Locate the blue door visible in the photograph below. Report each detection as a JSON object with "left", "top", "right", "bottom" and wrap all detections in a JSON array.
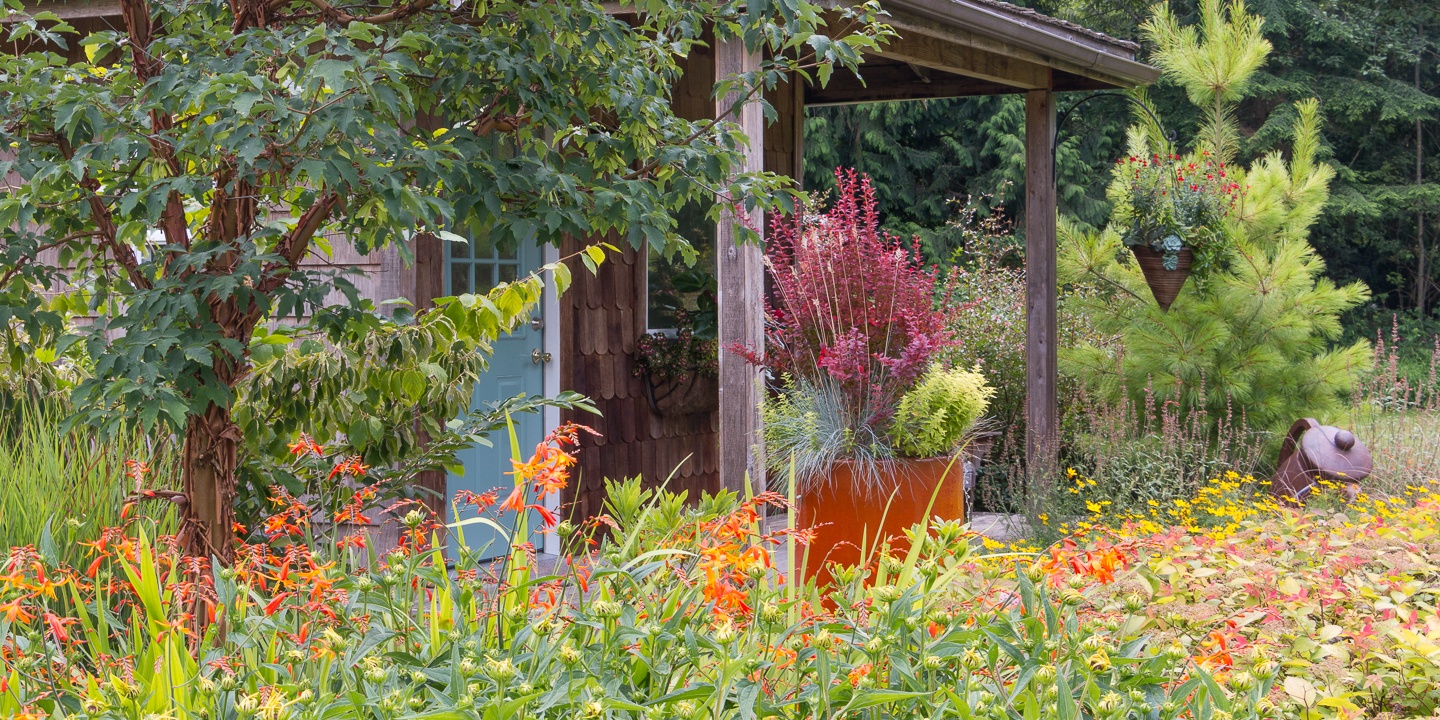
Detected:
[{"left": 445, "top": 234, "right": 547, "bottom": 559}]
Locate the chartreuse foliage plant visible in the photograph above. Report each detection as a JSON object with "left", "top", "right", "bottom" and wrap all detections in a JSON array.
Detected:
[
  {"left": 1041, "top": 471, "right": 1440, "bottom": 719},
  {"left": 889, "top": 365, "right": 994, "bottom": 458},
  {"left": 0, "top": 432, "right": 1234, "bottom": 720},
  {"left": 0, "top": 0, "right": 889, "bottom": 559},
  {"left": 1060, "top": 0, "right": 1371, "bottom": 434}
]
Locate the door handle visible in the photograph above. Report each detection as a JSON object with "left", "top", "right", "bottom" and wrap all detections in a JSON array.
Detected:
[{"left": 531, "top": 348, "right": 552, "bottom": 364}]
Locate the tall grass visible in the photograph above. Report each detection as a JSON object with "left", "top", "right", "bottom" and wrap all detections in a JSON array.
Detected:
[
  {"left": 0, "top": 395, "right": 177, "bottom": 567},
  {"left": 1350, "top": 324, "right": 1440, "bottom": 497}
]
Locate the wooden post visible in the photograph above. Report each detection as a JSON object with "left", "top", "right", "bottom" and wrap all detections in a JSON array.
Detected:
[
  {"left": 1024, "top": 87, "right": 1058, "bottom": 507},
  {"left": 715, "top": 36, "right": 766, "bottom": 493}
]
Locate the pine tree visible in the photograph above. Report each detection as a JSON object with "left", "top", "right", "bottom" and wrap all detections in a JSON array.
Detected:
[{"left": 1059, "top": 0, "right": 1371, "bottom": 434}]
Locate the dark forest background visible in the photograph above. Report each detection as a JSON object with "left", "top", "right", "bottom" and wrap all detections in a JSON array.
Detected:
[{"left": 804, "top": 0, "right": 1440, "bottom": 351}]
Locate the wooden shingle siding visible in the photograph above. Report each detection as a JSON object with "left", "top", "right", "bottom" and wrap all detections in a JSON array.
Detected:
[{"left": 559, "top": 236, "right": 720, "bottom": 522}]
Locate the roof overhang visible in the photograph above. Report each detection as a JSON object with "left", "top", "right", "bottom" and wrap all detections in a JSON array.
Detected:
[{"left": 875, "top": 0, "right": 1158, "bottom": 89}]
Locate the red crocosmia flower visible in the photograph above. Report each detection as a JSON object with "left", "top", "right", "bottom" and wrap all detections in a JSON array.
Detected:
[
  {"left": 534, "top": 504, "right": 559, "bottom": 530},
  {"left": 500, "top": 484, "right": 527, "bottom": 514},
  {"left": 263, "top": 592, "right": 294, "bottom": 616}
]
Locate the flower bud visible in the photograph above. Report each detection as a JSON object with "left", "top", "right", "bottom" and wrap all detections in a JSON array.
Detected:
[
  {"left": 1230, "top": 671, "right": 1254, "bottom": 692},
  {"left": 1252, "top": 659, "right": 1277, "bottom": 680},
  {"left": 922, "top": 655, "right": 943, "bottom": 670},
  {"left": 872, "top": 585, "right": 900, "bottom": 603},
  {"left": 559, "top": 644, "right": 582, "bottom": 665},
  {"left": 760, "top": 602, "right": 783, "bottom": 624},
  {"left": 1034, "top": 664, "right": 1057, "bottom": 683},
  {"left": 592, "top": 600, "right": 622, "bottom": 620},
  {"left": 1123, "top": 594, "right": 1146, "bottom": 613},
  {"left": 1086, "top": 650, "right": 1111, "bottom": 672},
  {"left": 1060, "top": 588, "right": 1085, "bottom": 606},
  {"left": 1025, "top": 563, "right": 1048, "bottom": 583},
  {"left": 1096, "top": 691, "right": 1123, "bottom": 713},
  {"left": 487, "top": 658, "right": 517, "bottom": 683},
  {"left": 961, "top": 649, "right": 985, "bottom": 670},
  {"left": 713, "top": 621, "right": 737, "bottom": 645}
]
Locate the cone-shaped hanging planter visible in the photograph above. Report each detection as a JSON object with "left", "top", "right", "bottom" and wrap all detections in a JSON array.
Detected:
[{"left": 1130, "top": 246, "right": 1193, "bottom": 311}]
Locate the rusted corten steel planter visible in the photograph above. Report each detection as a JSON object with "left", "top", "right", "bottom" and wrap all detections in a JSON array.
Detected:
[{"left": 796, "top": 457, "right": 966, "bottom": 590}]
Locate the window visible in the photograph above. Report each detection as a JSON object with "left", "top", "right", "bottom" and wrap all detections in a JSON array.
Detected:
[
  {"left": 446, "top": 232, "right": 520, "bottom": 296},
  {"left": 647, "top": 201, "right": 717, "bottom": 335}
]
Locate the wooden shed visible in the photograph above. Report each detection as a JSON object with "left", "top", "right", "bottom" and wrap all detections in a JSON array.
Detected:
[
  {"left": 16, "top": 0, "right": 1158, "bottom": 547},
  {"left": 547, "top": 0, "right": 1160, "bottom": 523}
]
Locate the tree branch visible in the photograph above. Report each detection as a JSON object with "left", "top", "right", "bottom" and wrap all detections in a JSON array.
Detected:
[
  {"left": 278, "top": 0, "right": 435, "bottom": 25},
  {"left": 259, "top": 192, "right": 340, "bottom": 293},
  {"left": 55, "top": 137, "right": 152, "bottom": 290}
]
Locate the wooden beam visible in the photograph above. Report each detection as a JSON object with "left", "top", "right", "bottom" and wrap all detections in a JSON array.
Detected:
[
  {"left": 806, "top": 62, "right": 1021, "bottom": 106},
  {"left": 871, "top": 30, "right": 1050, "bottom": 90},
  {"left": 715, "top": 36, "right": 766, "bottom": 494},
  {"left": 1024, "top": 88, "right": 1058, "bottom": 508}
]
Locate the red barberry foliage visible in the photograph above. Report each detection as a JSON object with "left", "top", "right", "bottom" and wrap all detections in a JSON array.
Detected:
[{"left": 759, "top": 169, "right": 954, "bottom": 424}]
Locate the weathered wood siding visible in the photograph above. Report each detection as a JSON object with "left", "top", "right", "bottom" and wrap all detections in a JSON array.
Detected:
[{"left": 558, "top": 237, "right": 720, "bottom": 522}]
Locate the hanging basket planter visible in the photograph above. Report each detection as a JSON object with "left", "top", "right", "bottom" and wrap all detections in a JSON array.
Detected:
[{"left": 1130, "top": 245, "right": 1193, "bottom": 312}]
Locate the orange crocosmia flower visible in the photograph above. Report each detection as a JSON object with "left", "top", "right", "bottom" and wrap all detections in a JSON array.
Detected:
[
  {"left": 287, "top": 434, "right": 324, "bottom": 457},
  {"left": 534, "top": 504, "right": 559, "bottom": 530},
  {"left": 847, "top": 663, "right": 874, "bottom": 688},
  {"left": 124, "top": 459, "right": 150, "bottom": 481},
  {"left": 263, "top": 592, "right": 294, "bottom": 617},
  {"left": 0, "top": 599, "right": 35, "bottom": 624},
  {"left": 499, "top": 484, "right": 527, "bottom": 514}
]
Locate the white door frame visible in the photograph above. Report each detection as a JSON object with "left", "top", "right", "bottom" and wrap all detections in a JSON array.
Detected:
[{"left": 541, "top": 243, "right": 561, "bottom": 556}]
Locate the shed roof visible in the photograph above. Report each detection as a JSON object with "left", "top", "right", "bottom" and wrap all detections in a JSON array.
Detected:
[{"left": 869, "top": 0, "right": 1158, "bottom": 89}]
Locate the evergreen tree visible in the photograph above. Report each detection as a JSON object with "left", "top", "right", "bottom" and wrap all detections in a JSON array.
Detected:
[
  {"left": 1046, "top": 0, "right": 1440, "bottom": 334},
  {"left": 1060, "top": 0, "right": 1371, "bottom": 434}
]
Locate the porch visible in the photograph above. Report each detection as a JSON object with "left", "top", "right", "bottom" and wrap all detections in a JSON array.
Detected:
[{"left": 543, "top": 0, "right": 1158, "bottom": 521}]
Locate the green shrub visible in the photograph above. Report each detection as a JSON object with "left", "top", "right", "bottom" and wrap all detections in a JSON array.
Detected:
[{"left": 889, "top": 365, "right": 994, "bottom": 457}]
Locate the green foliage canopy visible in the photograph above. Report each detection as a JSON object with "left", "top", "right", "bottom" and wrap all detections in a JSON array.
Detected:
[{"left": 0, "top": 0, "right": 889, "bottom": 557}]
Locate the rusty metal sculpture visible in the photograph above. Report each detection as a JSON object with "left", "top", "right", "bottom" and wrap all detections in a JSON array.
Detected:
[{"left": 1270, "top": 418, "right": 1372, "bottom": 504}]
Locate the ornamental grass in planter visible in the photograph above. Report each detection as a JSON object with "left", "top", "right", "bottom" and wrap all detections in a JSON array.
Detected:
[{"left": 756, "top": 170, "right": 994, "bottom": 588}]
